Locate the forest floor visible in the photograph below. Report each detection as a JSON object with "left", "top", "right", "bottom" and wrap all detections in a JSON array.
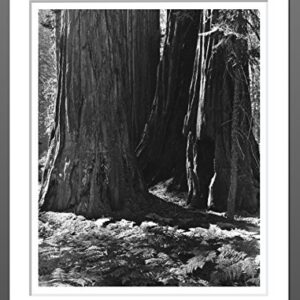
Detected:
[{"left": 39, "top": 181, "right": 260, "bottom": 287}]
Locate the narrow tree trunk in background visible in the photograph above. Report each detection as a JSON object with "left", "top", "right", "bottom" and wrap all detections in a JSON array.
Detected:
[
  {"left": 136, "top": 10, "right": 200, "bottom": 190},
  {"left": 39, "top": 10, "right": 158, "bottom": 218},
  {"left": 226, "top": 66, "right": 241, "bottom": 219}
]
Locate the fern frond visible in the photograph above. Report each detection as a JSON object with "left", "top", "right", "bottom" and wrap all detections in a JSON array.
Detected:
[{"left": 183, "top": 251, "right": 217, "bottom": 274}]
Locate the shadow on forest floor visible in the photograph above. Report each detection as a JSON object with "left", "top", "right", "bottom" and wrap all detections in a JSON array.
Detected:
[
  {"left": 147, "top": 182, "right": 259, "bottom": 232},
  {"left": 39, "top": 182, "right": 260, "bottom": 287}
]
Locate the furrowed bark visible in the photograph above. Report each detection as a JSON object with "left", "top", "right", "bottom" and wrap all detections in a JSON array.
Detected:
[
  {"left": 183, "top": 10, "right": 215, "bottom": 209},
  {"left": 136, "top": 10, "right": 200, "bottom": 190},
  {"left": 39, "top": 10, "right": 158, "bottom": 218},
  {"left": 184, "top": 10, "right": 260, "bottom": 213}
]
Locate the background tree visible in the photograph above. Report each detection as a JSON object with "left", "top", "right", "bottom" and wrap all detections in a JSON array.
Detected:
[
  {"left": 39, "top": 10, "right": 160, "bottom": 218},
  {"left": 136, "top": 9, "right": 260, "bottom": 215},
  {"left": 136, "top": 10, "right": 200, "bottom": 190},
  {"left": 38, "top": 10, "right": 57, "bottom": 157},
  {"left": 124, "top": 10, "right": 160, "bottom": 147},
  {"left": 183, "top": 10, "right": 260, "bottom": 213}
]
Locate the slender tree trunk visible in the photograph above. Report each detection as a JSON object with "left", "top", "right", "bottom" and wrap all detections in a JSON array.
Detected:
[
  {"left": 136, "top": 10, "right": 200, "bottom": 190},
  {"left": 227, "top": 12, "right": 244, "bottom": 219},
  {"left": 39, "top": 10, "right": 158, "bottom": 218},
  {"left": 227, "top": 65, "right": 241, "bottom": 219}
]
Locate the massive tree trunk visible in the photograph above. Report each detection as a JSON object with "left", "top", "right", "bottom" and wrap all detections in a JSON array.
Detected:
[
  {"left": 183, "top": 10, "right": 260, "bottom": 213},
  {"left": 136, "top": 10, "right": 200, "bottom": 190},
  {"left": 39, "top": 10, "right": 159, "bottom": 218}
]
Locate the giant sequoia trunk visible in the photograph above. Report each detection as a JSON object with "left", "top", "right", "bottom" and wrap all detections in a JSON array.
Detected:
[
  {"left": 183, "top": 10, "right": 260, "bottom": 213},
  {"left": 136, "top": 10, "right": 200, "bottom": 189},
  {"left": 39, "top": 10, "right": 159, "bottom": 218}
]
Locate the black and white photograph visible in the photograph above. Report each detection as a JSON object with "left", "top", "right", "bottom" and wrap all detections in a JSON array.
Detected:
[{"left": 37, "top": 7, "right": 262, "bottom": 288}]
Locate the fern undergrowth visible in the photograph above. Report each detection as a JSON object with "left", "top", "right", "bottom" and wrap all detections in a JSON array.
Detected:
[{"left": 39, "top": 206, "right": 260, "bottom": 287}]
